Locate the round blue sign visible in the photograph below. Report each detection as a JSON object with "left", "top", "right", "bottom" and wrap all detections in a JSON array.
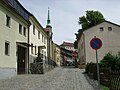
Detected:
[{"left": 90, "top": 38, "right": 102, "bottom": 50}]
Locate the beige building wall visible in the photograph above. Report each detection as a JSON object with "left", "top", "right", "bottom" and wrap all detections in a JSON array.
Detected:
[
  {"left": 52, "top": 43, "right": 56, "bottom": 62},
  {"left": 82, "top": 21, "right": 120, "bottom": 63},
  {"left": 0, "top": 1, "right": 29, "bottom": 78},
  {"left": 55, "top": 45, "right": 61, "bottom": 66},
  {"left": 78, "top": 34, "right": 86, "bottom": 65},
  {"left": 50, "top": 40, "right": 53, "bottom": 60},
  {"left": 53, "top": 43, "right": 61, "bottom": 66}
]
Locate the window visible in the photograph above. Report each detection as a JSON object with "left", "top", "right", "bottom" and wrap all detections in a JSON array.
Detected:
[
  {"left": 57, "top": 58, "right": 59, "bottom": 62},
  {"left": 6, "top": 15, "right": 11, "bottom": 27},
  {"left": 38, "top": 31, "right": 40, "bottom": 39},
  {"left": 33, "top": 25, "right": 35, "bottom": 35},
  {"left": 42, "top": 35, "right": 44, "bottom": 42},
  {"left": 5, "top": 41, "right": 10, "bottom": 55},
  {"left": 108, "top": 27, "right": 112, "bottom": 31},
  {"left": 35, "top": 46, "right": 37, "bottom": 55},
  {"left": 19, "top": 24, "right": 22, "bottom": 34},
  {"left": 100, "top": 27, "right": 104, "bottom": 31},
  {"left": 31, "top": 43, "right": 33, "bottom": 54},
  {"left": 44, "top": 37, "right": 46, "bottom": 44},
  {"left": 23, "top": 27, "right": 26, "bottom": 36},
  {"left": 42, "top": 50, "right": 44, "bottom": 58},
  {"left": 45, "top": 51, "right": 46, "bottom": 59}
]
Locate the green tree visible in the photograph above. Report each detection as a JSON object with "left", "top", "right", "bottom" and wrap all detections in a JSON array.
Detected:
[{"left": 79, "top": 10, "right": 105, "bottom": 30}]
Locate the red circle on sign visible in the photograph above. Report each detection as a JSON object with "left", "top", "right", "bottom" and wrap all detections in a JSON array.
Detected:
[{"left": 90, "top": 38, "right": 102, "bottom": 50}]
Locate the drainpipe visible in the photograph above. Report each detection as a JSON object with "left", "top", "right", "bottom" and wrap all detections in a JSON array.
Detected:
[{"left": 27, "top": 23, "right": 30, "bottom": 74}]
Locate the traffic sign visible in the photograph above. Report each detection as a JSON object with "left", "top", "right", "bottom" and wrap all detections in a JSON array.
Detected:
[
  {"left": 90, "top": 37, "right": 102, "bottom": 90},
  {"left": 90, "top": 37, "right": 102, "bottom": 50}
]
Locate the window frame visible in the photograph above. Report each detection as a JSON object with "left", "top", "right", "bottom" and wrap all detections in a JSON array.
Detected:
[
  {"left": 5, "top": 41, "right": 10, "bottom": 56},
  {"left": 108, "top": 27, "right": 112, "bottom": 31},
  {"left": 38, "top": 31, "right": 40, "bottom": 39},
  {"left": 35, "top": 45, "right": 37, "bottom": 55},
  {"left": 100, "top": 27, "right": 104, "bottom": 31},
  {"left": 33, "top": 25, "right": 35, "bottom": 35},
  {"left": 6, "top": 15, "right": 11, "bottom": 27},
  {"left": 31, "top": 43, "right": 33, "bottom": 54},
  {"left": 19, "top": 24, "right": 22, "bottom": 34},
  {"left": 23, "top": 27, "right": 26, "bottom": 36},
  {"left": 44, "top": 37, "right": 46, "bottom": 44},
  {"left": 42, "top": 35, "right": 44, "bottom": 42}
]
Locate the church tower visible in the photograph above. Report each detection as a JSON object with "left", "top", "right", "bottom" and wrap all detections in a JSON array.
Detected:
[
  {"left": 45, "top": 7, "right": 53, "bottom": 60},
  {"left": 46, "top": 7, "right": 52, "bottom": 38},
  {"left": 46, "top": 7, "right": 51, "bottom": 27}
]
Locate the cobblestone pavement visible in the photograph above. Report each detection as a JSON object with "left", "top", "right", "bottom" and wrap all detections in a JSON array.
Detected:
[{"left": 0, "top": 67, "right": 96, "bottom": 90}]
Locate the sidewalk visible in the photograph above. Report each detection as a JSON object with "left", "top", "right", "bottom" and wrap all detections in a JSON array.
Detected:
[{"left": 84, "top": 72, "right": 99, "bottom": 90}]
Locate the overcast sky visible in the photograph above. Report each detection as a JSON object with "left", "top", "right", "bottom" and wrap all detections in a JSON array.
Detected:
[{"left": 19, "top": 0, "right": 120, "bottom": 45}]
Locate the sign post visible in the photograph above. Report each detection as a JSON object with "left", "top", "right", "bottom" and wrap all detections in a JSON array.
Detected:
[{"left": 90, "top": 36, "right": 102, "bottom": 90}]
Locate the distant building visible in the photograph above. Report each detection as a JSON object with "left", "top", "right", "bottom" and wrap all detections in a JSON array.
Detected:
[
  {"left": 53, "top": 43, "right": 61, "bottom": 66},
  {"left": 60, "top": 41, "right": 75, "bottom": 51},
  {"left": 60, "top": 41, "right": 77, "bottom": 66},
  {"left": 76, "top": 20, "right": 120, "bottom": 68}
]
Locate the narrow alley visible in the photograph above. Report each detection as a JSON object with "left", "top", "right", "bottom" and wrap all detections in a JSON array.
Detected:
[{"left": 0, "top": 67, "right": 96, "bottom": 90}]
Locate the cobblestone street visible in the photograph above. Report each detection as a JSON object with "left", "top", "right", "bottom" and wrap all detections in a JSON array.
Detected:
[{"left": 0, "top": 67, "right": 96, "bottom": 90}]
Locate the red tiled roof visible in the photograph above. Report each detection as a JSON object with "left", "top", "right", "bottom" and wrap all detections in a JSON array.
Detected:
[{"left": 62, "top": 42, "right": 74, "bottom": 46}]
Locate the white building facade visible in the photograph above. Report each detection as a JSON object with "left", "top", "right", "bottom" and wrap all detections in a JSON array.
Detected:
[{"left": 29, "top": 16, "right": 48, "bottom": 64}]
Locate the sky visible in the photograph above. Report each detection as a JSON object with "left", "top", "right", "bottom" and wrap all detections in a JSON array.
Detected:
[{"left": 19, "top": 0, "right": 120, "bottom": 45}]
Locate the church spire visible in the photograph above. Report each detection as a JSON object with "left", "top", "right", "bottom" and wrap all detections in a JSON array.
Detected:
[{"left": 47, "top": 7, "right": 51, "bottom": 26}]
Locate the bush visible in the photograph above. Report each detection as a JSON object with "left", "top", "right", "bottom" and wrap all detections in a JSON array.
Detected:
[
  {"left": 85, "top": 62, "right": 96, "bottom": 74},
  {"left": 34, "top": 56, "right": 42, "bottom": 63},
  {"left": 100, "top": 52, "right": 120, "bottom": 70}
]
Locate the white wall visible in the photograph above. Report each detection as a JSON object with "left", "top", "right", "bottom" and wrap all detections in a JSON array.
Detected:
[{"left": 29, "top": 17, "right": 47, "bottom": 63}]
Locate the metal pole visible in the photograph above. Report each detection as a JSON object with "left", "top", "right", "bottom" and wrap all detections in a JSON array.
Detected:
[{"left": 96, "top": 49, "right": 101, "bottom": 90}]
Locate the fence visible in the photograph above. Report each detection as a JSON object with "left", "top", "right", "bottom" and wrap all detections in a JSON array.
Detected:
[
  {"left": 99, "top": 68, "right": 110, "bottom": 86},
  {"left": 30, "top": 53, "right": 57, "bottom": 74},
  {"left": 30, "top": 62, "right": 44, "bottom": 74},
  {"left": 110, "top": 70, "right": 120, "bottom": 90},
  {"left": 98, "top": 69, "right": 120, "bottom": 90},
  {"left": 86, "top": 63, "right": 120, "bottom": 89}
]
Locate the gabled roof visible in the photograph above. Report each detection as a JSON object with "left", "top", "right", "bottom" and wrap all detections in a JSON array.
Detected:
[
  {"left": 83, "top": 20, "right": 120, "bottom": 31},
  {"left": 75, "top": 20, "right": 120, "bottom": 46},
  {"left": 30, "top": 15, "right": 48, "bottom": 36}
]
